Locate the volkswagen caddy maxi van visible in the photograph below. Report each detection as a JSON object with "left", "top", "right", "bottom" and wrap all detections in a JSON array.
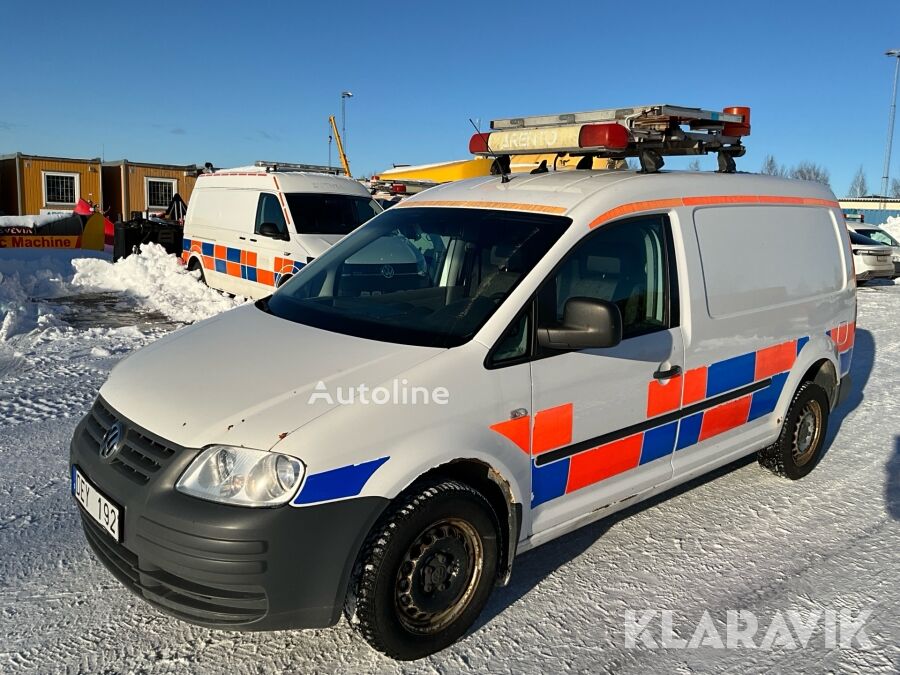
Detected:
[
  {"left": 71, "top": 166, "right": 856, "bottom": 659},
  {"left": 181, "top": 167, "right": 382, "bottom": 298}
]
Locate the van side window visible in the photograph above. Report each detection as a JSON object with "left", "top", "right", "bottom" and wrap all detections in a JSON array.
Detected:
[
  {"left": 255, "top": 193, "right": 288, "bottom": 236},
  {"left": 491, "top": 308, "right": 531, "bottom": 365},
  {"left": 540, "top": 216, "right": 674, "bottom": 340}
]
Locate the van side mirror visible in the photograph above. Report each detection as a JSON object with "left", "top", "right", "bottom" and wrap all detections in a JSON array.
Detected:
[
  {"left": 538, "top": 297, "right": 623, "bottom": 350},
  {"left": 259, "top": 222, "right": 288, "bottom": 240}
]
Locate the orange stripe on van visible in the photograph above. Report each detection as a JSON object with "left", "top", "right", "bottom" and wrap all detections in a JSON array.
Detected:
[
  {"left": 489, "top": 416, "right": 531, "bottom": 454},
  {"left": 698, "top": 395, "right": 752, "bottom": 442},
  {"left": 646, "top": 373, "right": 682, "bottom": 417},
  {"left": 532, "top": 403, "right": 573, "bottom": 454},
  {"left": 681, "top": 367, "right": 707, "bottom": 406},
  {"left": 754, "top": 340, "right": 797, "bottom": 380},
  {"left": 589, "top": 195, "right": 841, "bottom": 228},
  {"left": 566, "top": 434, "right": 643, "bottom": 492},
  {"left": 396, "top": 199, "right": 568, "bottom": 215}
]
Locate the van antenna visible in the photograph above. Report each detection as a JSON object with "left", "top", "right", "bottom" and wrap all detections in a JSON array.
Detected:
[{"left": 469, "top": 118, "right": 510, "bottom": 183}]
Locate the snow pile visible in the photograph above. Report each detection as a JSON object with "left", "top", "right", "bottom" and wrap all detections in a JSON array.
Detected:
[
  {"left": 71, "top": 243, "right": 247, "bottom": 323},
  {"left": 880, "top": 215, "right": 900, "bottom": 240},
  {"left": 0, "top": 213, "right": 70, "bottom": 229},
  {"left": 0, "top": 250, "right": 105, "bottom": 341}
]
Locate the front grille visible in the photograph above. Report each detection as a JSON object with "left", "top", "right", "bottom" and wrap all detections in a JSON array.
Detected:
[
  {"left": 81, "top": 514, "right": 268, "bottom": 625},
  {"left": 83, "top": 398, "right": 178, "bottom": 485}
]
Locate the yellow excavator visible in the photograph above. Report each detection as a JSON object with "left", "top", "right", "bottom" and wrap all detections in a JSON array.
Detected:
[{"left": 328, "top": 115, "right": 351, "bottom": 178}]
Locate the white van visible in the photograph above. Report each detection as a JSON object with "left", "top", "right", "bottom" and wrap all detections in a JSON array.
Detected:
[
  {"left": 182, "top": 167, "right": 382, "bottom": 297},
  {"left": 71, "top": 108, "right": 856, "bottom": 660}
]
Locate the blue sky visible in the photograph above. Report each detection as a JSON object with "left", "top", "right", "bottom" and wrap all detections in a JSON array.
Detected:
[{"left": 1, "top": 0, "right": 898, "bottom": 195}]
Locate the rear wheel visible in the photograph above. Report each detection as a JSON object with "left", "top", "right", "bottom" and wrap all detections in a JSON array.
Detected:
[
  {"left": 758, "top": 381, "right": 830, "bottom": 480},
  {"left": 347, "top": 480, "right": 499, "bottom": 660}
]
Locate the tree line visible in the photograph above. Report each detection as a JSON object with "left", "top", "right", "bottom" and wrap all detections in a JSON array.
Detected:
[{"left": 760, "top": 155, "right": 900, "bottom": 198}]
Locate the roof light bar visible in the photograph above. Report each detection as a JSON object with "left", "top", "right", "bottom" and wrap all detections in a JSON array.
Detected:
[{"left": 468, "top": 104, "right": 751, "bottom": 172}]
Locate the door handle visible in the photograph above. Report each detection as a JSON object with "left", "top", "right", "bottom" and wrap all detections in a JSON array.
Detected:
[
  {"left": 249, "top": 238, "right": 257, "bottom": 243},
  {"left": 653, "top": 365, "right": 682, "bottom": 380}
]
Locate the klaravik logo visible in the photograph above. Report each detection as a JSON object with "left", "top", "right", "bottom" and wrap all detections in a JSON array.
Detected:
[{"left": 622, "top": 608, "right": 873, "bottom": 650}]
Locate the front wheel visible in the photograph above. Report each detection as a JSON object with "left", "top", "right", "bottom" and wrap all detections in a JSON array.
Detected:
[
  {"left": 758, "top": 381, "right": 830, "bottom": 480},
  {"left": 347, "top": 480, "right": 499, "bottom": 660},
  {"left": 187, "top": 257, "right": 206, "bottom": 286}
]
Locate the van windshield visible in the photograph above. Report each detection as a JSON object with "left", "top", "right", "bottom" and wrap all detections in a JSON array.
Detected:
[
  {"left": 264, "top": 207, "right": 570, "bottom": 347},
  {"left": 285, "top": 193, "right": 381, "bottom": 236}
]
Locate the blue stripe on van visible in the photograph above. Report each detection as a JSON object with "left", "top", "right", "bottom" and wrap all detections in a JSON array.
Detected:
[
  {"left": 840, "top": 349, "right": 853, "bottom": 376},
  {"left": 640, "top": 421, "right": 678, "bottom": 465},
  {"left": 706, "top": 352, "right": 756, "bottom": 397},
  {"left": 201, "top": 242, "right": 214, "bottom": 256},
  {"left": 532, "top": 458, "right": 570, "bottom": 507},
  {"left": 747, "top": 372, "right": 789, "bottom": 422},
  {"left": 292, "top": 457, "right": 389, "bottom": 505},
  {"left": 796, "top": 336, "right": 809, "bottom": 355},
  {"left": 676, "top": 412, "right": 704, "bottom": 450},
  {"left": 214, "top": 259, "right": 226, "bottom": 273}
]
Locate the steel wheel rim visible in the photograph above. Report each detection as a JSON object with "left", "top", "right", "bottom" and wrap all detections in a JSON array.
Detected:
[
  {"left": 394, "top": 518, "right": 483, "bottom": 635},
  {"left": 792, "top": 399, "right": 823, "bottom": 466}
]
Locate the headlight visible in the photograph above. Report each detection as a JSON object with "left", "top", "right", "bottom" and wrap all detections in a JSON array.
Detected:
[{"left": 176, "top": 446, "right": 305, "bottom": 507}]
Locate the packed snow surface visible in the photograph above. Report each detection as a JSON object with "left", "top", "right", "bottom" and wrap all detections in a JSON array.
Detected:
[{"left": 0, "top": 244, "right": 897, "bottom": 674}]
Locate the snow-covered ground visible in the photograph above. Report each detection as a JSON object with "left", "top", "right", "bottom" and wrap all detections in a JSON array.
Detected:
[{"left": 0, "top": 246, "right": 897, "bottom": 674}]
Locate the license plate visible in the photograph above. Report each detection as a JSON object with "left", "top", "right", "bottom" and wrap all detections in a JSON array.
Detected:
[{"left": 72, "top": 466, "right": 122, "bottom": 542}]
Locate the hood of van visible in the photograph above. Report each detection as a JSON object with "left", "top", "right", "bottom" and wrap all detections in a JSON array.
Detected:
[
  {"left": 99, "top": 304, "right": 441, "bottom": 450},
  {"left": 296, "top": 234, "right": 344, "bottom": 259}
]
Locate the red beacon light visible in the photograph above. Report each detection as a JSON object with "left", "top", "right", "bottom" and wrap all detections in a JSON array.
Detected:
[
  {"left": 578, "top": 123, "right": 629, "bottom": 150},
  {"left": 722, "top": 106, "right": 751, "bottom": 136},
  {"left": 469, "top": 132, "right": 491, "bottom": 154}
]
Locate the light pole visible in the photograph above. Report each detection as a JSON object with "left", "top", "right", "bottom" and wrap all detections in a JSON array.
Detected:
[
  {"left": 341, "top": 91, "right": 353, "bottom": 149},
  {"left": 881, "top": 49, "right": 900, "bottom": 198}
]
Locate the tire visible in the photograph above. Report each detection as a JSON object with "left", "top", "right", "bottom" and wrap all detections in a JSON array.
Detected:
[
  {"left": 758, "top": 381, "right": 830, "bottom": 480},
  {"left": 347, "top": 480, "right": 500, "bottom": 660},
  {"left": 187, "top": 257, "right": 206, "bottom": 285}
]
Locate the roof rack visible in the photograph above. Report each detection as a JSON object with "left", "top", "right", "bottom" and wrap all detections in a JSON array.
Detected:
[{"left": 469, "top": 104, "right": 750, "bottom": 173}]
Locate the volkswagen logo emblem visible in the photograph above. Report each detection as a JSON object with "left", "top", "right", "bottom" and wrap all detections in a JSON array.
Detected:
[
  {"left": 380, "top": 264, "right": 395, "bottom": 279},
  {"left": 100, "top": 421, "right": 125, "bottom": 460}
]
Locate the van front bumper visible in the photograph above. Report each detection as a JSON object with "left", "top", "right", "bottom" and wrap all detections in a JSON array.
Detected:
[{"left": 69, "top": 401, "right": 388, "bottom": 630}]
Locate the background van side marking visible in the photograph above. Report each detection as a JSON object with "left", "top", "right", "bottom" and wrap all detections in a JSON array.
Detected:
[
  {"left": 183, "top": 237, "right": 305, "bottom": 287},
  {"left": 588, "top": 195, "right": 841, "bottom": 229}
]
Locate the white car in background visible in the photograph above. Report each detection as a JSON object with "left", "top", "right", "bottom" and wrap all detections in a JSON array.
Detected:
[
  {"left": 849, "top": 225, "right": 900, "bottom": 278},
  {"left": 848, "top": 230, "right": 894, "bottom": 284}
]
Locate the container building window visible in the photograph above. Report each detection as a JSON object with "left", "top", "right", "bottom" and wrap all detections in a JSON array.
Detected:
[{"left": 44, "top": 172, "right": 78, "bottom": 205}]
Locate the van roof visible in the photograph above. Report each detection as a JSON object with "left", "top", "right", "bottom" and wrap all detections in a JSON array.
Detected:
[
  {"left": 399, "top": 170, "right": 839, "bottom": 218},
  {"left": 196, "top": 168, "right": 371, "bottom": 197}
]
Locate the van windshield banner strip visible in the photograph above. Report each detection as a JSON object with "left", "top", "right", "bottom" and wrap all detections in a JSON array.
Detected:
[{"left": 534, "top": 378, "right": 772, "bottom": 467}]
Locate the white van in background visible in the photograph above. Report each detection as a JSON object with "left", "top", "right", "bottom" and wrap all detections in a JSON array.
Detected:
[{"left": 182, "top": 168, "right": 382, "bottom": 297}]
